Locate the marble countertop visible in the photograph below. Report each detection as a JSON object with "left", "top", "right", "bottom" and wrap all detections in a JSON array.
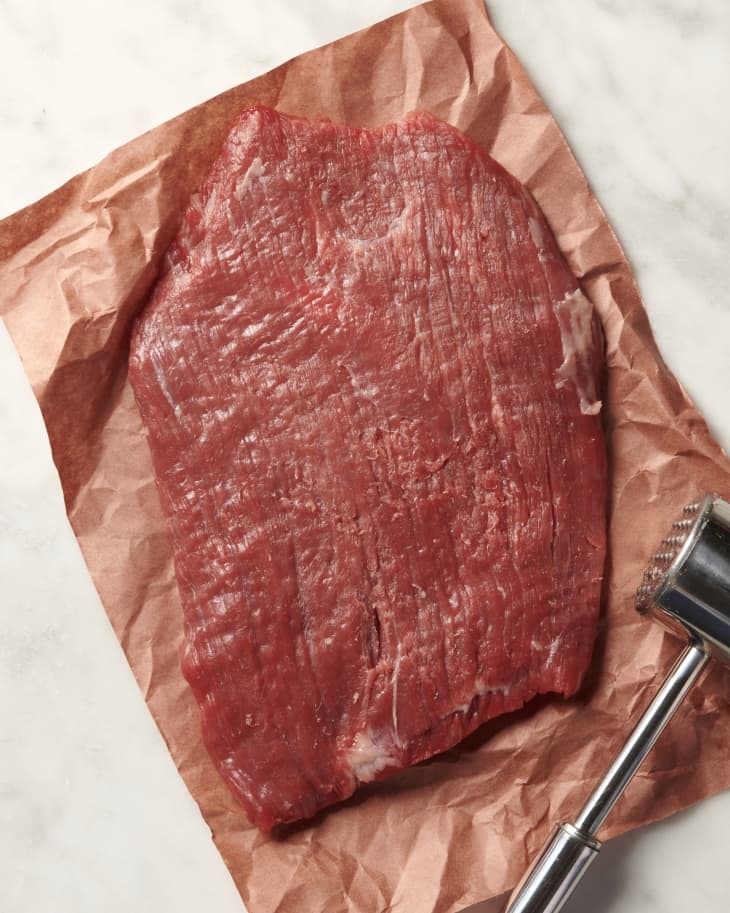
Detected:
[{"left": 1, "top": 2, "right": 728, "bottom": 912}]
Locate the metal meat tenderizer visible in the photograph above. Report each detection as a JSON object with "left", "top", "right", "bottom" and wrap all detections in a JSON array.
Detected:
[{"left": 504, "top": 493, "right": 730, "bottom": 913}]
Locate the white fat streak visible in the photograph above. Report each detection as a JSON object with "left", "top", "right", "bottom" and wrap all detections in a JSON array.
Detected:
[
  {"left": 453, "top": 681, "right": 515, "bottom": 715},
  {"left": 234, "top": 156, "right": 266, "bottom": 199},
  {"left": 554, "top": 289, "right": 602, "bottom": 415},
  {"left": 547, "top": 638, "right": 561, "bottom": 666},
  {"left": 391, "top": 652, "right": 402, "bottom": 745},
  {"left": 346, "top": 729, "right": 398, "bottom": 783},
  {"left": 474, "top": 680, "right": 514, "bottom": 698},
  {"left": 531, "top": 634, "right": 562, "bottom": 669},
  {"left": 151, "top": 353, "right": 185, "bottom": 424},
  {"left": 453, "top": 684, "right": 515, "bottom": 713},
  {"left": 528, "top": 216, "right": 545, "bottom": 251}
]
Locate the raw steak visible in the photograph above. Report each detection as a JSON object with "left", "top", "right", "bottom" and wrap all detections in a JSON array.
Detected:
[{"left": 129, "top": 106, "right": 606, "bottom": 831}]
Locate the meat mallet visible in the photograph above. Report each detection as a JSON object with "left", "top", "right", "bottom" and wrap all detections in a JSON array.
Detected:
[{"left": 503, "top": 492, "right": 730, "bottom": 913}]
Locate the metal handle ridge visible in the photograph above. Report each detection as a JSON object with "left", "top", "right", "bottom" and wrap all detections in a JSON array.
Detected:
[{"left": 504, "top": 823, "right": 601, "bottom": 913}]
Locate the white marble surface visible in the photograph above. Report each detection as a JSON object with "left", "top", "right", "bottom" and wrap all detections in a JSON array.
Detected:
[{"left": 1, "top": 2, "right": 728, "bottom": 912}]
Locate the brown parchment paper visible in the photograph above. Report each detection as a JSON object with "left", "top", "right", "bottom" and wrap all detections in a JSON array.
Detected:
[{"left": 2, "top": 1, "right": 730, "bottom": 910}]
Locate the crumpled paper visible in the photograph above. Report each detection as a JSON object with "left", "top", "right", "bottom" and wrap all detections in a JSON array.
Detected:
[{"left": 1, "top": 1, "right": 729, "bottom": 911}]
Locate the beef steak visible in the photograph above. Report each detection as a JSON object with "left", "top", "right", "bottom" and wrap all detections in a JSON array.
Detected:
[{"left": 129, "top": 106, "right": 606, "bottom": 830}]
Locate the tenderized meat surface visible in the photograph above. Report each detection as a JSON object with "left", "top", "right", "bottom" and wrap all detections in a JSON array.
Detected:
[{"left": 129, "top": 106, "right": 606, "bottom": 831}]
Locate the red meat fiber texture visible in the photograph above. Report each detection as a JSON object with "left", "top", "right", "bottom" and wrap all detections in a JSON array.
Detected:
[{"left": 129, "top": 106, "right": 607, "bottom": 831}]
